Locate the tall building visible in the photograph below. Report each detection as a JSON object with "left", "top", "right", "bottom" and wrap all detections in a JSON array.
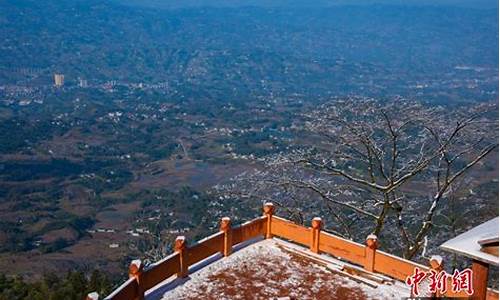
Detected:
[
  {"left": 54, "top": 74, "right": 64, "bottom": 87},
  {"left": 78, "top": 78, "right": 88, "bottom": 88}
]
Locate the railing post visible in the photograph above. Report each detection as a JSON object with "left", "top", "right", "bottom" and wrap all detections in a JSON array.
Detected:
[
  {"left": 220, "top": 217, "right": 232, "bottom": 257},
  {"left": 364, "top": 234, "right": 378, "bottom": 272},
  {"left": 472, "top": 259, "right": 489, "bottom": 300},
  {"left": 128, "top": 259, "right": 144, "bottom": 300},
  {"left": 86, "top": 292, "right": 99, "bottom": 300},
  {"left": 429, "top": 255, "right": 444, "bottom": 297},
  {"left": 263, "top": 202, "right": 274, "bottom": 239},
  {"left": 174, "top": 236, "right": 188, "bottom": 278},
  {"left": 310, "top": 217, "right": 322, "bottom": 253}
]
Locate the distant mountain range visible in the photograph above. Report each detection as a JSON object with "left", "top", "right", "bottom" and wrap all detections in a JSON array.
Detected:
[
  {"left": 115, "top": 0, "right": 499, "bottom": 9},
  {"left": 0, "top": 0, "right": 497, "bottom": 102}
]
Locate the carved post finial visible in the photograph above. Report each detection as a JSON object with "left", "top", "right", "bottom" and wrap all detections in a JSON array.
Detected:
[
  {"left": 174, "top": 236, "right": 188, "bottom": 278},
  {"left": 365, "top": 234, "right": 378, "bottom": 272},
  {"left": 429, "top": 255, "right": 443, "bottom": 271},
  {"left": 220, "top": 217, "right": 233, "bottom": 257},
  {"left": 128, "top": 259, "right": 143, "bottom": 278},
  {"left": 263, "top": 202, "right": 274, "bottom": 239},
  {"left": 311, "top": 217, "right": 323, "bottom": 230},
  {"left": 220, "top": 217, "right": 231, "bottom": 232},
  {"left": 128, "top": 259, "right": 144, "bottom": 300},
  {"left": 310, "top": 217, "right": 322, "bottom": 253},
  {"left": 366, "top": 234, "right": 378, "bottom": 249},
  {"left": 429, "top": 255, "right": 444, "bottom": 297},
  {"left": 429, "top": 255, "right": 446, "bottom": 298},
  {"left": 174, "top": 235, "right": 186, "bottom": 252},
  {"left": 263, "top": 202, "right": 275, "bottom": 215}
]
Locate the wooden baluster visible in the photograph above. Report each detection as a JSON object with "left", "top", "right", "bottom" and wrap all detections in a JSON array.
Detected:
[
  {"left": 263, "top": 202, "right": 275, "bottom": 239},
  {"left": 220, "top": 217, "right": 232, "bottom": 257},
  {"left": 472, "top": 260, "right": 489, "bottom": 300},
  {"left": 364, "top": 234, "right": 378, "bottom": 272},
  {"left": 174, "top": 236, "right": 188, "bottom": 278},
  {"left": 310, "top": 217, "right": 322, "bottom": 253},
  {"left": 128, "top": 259, "right": 144, "bottom": 300},
  {"left": 429, "top": 255, "right": 444, "bottom": 298},
  {"left": 86, "top": 292, "right": 99, "bottom": 300}
]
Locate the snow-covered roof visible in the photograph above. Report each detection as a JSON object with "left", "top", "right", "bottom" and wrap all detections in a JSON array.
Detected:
[
  {"left": 146, "top": 238, "right": 409, "bottom": 300},
  {"left": 440, "top": 217, "right": 499, "bottom": 266}
]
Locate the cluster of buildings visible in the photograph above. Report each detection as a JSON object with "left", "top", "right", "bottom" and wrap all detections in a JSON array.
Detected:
[{"left": 53, "top": 73, "right": 88, "bottom": 88}]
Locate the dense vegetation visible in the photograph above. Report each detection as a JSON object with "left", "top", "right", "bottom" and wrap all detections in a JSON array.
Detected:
[{"left": 0, "top": 271, "right": 113, "bottom": 300}]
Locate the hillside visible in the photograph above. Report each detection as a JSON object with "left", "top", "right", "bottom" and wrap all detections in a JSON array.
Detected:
[
  {"left": 1, "top": 1, "right": 498, "bottom": 103},
  {"left": 0, "top": 0, "right": 497, "bottom": 291}
]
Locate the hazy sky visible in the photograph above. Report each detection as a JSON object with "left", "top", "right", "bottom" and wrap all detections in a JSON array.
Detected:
[{"left": 117, "top": 0, "right": 499, "bottom": 9}]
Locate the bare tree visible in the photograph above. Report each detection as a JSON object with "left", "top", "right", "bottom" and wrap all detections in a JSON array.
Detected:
[
  {"left": 128, "top": 209, "right": 176, "bottom": 265},
  {"left": 216, "top": 97, "right": 498, "bottom": 260}
]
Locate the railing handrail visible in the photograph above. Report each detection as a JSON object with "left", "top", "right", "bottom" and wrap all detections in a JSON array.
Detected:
[{"left": 94, "top": 203, "right": 498, "bottom": 300}]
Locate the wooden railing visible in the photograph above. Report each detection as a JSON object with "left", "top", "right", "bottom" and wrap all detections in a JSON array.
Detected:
[{"left": 88, "top": 203, "right": 499, "bottom": 300}]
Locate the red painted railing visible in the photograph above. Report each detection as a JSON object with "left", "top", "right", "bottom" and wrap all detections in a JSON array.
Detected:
[{"left": 88, "top": 203, "right": 498, "bottom": 300}]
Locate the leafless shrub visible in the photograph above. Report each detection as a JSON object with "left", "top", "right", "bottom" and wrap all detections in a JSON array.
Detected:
[{"left": 216, "top": 97, "right": 498, "bottom": 259}]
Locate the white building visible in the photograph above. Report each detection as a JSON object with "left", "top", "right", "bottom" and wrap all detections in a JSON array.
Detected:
[{"left": 54, "top": 74, "right": 64, "bottom": 87}]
